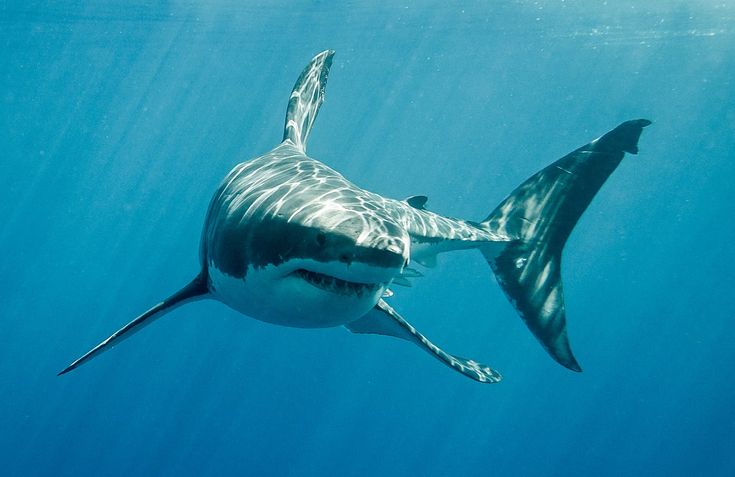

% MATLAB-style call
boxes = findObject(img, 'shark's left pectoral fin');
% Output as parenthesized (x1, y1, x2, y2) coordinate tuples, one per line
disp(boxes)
(346, 299, 502, 383)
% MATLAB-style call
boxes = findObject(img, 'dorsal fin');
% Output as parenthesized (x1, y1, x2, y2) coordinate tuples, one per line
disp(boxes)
(405, 195, 428, 210)
(282, 50, 335, 152)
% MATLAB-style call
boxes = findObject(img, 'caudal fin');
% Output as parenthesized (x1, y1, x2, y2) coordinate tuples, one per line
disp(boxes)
(57, 274, 209, 375)
(482, 119, 651, 371)
(282, 50, 334, 152)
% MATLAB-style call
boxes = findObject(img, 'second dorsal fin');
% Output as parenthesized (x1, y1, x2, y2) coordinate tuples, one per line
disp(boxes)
(282, 50, 335, 152)
(405, 195, 428, 210)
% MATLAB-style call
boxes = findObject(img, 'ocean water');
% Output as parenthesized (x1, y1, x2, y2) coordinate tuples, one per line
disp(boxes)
(2, 1, 734, 476)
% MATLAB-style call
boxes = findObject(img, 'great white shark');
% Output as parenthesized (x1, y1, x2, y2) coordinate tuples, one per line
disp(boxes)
(59, 50, 650, 383)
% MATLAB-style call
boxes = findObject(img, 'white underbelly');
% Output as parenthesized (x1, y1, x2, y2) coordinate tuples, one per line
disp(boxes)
(209, 263, 388, 328)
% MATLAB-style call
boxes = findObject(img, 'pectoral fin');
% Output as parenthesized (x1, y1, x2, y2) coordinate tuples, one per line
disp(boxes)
(346, 299, 501, 383)
(58, 274, 208, 375)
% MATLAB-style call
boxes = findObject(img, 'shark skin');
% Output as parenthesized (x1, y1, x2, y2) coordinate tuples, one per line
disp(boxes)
(59, 50, 650, 383)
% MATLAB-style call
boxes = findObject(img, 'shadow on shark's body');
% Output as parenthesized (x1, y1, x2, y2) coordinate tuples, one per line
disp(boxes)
(59, 50, 650, 383)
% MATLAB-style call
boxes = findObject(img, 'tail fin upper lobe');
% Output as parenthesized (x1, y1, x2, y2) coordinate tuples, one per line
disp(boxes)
(482, 119, 651, 371)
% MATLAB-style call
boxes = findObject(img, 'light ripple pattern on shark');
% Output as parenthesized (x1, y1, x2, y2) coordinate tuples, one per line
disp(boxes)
(59, 50, 651, 383)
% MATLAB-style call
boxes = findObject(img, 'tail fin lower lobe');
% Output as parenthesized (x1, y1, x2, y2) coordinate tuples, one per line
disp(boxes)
(482, 119, 651, 371)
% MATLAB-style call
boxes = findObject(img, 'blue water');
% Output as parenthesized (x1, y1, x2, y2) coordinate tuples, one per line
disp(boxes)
(2, 2, 734, 476)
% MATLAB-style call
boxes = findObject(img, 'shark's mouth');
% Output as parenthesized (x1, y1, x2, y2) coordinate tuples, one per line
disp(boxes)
(293, 269, 381, 297)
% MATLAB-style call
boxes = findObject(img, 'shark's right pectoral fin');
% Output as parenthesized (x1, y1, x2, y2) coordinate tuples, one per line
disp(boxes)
(346, 299, 502, 383)
(58, 274, 209, 375)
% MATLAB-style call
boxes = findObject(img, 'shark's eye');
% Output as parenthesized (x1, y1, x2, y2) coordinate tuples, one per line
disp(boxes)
(316, 232, 327, 246)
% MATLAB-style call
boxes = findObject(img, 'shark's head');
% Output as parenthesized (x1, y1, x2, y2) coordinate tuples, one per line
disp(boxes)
(273, 215, 409, 325)
(206, 199, 410, 328)
(201, 48, 412, 328)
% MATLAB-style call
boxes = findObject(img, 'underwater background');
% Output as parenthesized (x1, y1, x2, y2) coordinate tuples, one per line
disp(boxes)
(2, 1, 734, 476)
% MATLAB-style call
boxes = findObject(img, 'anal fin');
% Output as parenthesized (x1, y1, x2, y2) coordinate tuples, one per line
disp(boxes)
(346, 300, 501, 383)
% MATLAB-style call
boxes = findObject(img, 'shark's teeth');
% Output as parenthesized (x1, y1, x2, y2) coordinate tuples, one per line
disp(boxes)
(294, 269, 380, 297)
